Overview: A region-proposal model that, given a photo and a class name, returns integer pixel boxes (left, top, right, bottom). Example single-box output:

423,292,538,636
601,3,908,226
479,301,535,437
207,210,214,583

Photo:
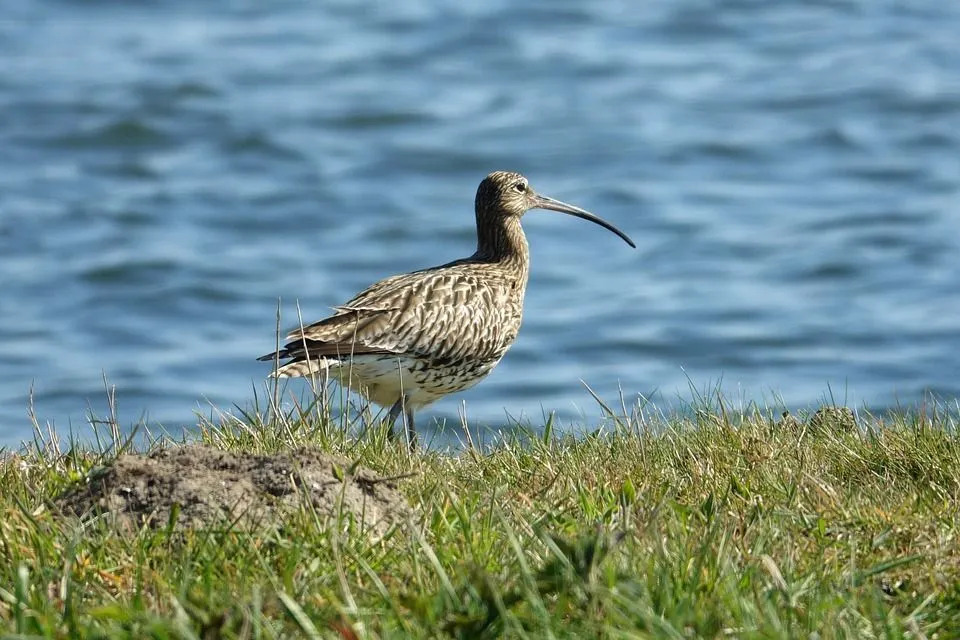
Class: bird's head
475,171,635,248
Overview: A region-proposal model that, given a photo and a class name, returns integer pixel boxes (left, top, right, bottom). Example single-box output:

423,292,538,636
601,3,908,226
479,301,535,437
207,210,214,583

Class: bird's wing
278,265,511,361
275,274,407,358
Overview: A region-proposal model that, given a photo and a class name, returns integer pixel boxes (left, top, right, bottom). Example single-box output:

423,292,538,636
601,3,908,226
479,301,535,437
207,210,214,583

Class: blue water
2,1,959,444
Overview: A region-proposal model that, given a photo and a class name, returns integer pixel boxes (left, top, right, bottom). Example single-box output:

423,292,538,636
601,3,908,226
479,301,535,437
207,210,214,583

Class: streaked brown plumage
258,171,635,445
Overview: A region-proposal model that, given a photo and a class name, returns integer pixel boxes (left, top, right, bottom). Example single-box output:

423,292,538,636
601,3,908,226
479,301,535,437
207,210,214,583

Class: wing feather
259,261,519,365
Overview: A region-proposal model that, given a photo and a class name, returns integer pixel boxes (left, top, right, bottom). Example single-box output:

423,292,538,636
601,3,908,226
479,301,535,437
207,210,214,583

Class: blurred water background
1,1,959,445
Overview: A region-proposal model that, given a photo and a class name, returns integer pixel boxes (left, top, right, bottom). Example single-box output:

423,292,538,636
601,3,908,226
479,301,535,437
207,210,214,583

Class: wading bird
259,171,635,446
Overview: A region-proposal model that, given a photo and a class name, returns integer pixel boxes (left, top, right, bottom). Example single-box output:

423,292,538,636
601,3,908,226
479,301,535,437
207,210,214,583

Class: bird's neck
475,214,530,276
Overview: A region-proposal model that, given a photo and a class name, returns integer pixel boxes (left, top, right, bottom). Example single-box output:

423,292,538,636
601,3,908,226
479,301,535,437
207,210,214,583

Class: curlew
258,171,635,445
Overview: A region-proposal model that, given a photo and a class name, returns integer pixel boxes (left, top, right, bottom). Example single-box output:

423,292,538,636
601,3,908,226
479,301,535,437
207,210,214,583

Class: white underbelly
328,354,502,409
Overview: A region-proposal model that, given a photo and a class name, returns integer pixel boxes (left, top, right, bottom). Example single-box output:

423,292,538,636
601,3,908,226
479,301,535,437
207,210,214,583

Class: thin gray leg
386,398,403,439
404,403,417,449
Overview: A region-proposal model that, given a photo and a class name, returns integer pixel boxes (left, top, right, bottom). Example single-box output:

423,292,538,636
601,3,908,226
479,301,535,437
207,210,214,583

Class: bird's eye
514,182,527,193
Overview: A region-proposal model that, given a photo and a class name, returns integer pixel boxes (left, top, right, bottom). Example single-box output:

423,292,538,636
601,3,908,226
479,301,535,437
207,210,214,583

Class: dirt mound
57,446,413,537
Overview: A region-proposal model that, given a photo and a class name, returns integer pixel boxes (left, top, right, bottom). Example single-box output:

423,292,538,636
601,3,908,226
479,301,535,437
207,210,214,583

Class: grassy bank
2,395,959,638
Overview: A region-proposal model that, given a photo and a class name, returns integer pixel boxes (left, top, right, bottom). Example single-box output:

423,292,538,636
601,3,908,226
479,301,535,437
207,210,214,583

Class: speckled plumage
258,171,635,445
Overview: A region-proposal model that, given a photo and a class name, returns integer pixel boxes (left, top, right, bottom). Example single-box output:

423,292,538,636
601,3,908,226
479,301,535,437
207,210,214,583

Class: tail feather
269,357,336,378
258,339,389,363
257,348,292,362
258,336,392,378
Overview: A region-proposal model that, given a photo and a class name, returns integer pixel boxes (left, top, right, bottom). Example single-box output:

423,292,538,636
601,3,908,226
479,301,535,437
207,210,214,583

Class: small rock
777,410,802,432
808,407,857,433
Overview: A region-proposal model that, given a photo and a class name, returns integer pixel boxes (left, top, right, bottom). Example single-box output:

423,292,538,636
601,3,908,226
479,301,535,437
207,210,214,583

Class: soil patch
56,445,413,537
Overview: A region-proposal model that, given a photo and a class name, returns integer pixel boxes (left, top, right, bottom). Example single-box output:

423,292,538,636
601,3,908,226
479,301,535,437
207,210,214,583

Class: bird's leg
386,398,404,439
404,403,417,450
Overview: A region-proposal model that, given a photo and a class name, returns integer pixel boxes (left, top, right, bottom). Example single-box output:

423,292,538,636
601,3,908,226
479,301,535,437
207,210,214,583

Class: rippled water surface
2,1,959,443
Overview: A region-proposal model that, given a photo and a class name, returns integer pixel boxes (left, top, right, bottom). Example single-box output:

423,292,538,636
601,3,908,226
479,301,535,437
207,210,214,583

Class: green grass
2,389,960,638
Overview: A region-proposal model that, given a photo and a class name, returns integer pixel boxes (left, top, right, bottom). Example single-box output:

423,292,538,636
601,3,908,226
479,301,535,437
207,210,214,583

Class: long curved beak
532,194,636,248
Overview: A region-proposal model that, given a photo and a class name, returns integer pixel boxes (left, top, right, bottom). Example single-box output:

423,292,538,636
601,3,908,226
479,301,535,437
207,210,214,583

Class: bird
258,171,635,446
